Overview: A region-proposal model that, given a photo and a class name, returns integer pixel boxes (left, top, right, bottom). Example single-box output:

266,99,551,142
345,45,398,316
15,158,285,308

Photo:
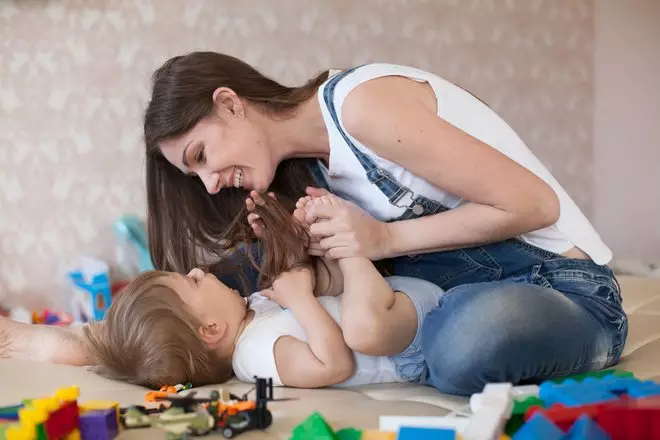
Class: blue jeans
389,238,628,396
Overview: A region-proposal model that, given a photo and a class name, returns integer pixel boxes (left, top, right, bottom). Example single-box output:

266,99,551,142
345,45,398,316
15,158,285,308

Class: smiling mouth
233,167,244,188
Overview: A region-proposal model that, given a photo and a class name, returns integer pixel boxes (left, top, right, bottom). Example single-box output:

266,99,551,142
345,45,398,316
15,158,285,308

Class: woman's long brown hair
143,51,328,285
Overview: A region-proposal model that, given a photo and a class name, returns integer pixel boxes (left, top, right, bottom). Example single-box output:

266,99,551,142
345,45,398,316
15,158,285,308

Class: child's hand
262,268,315,309
246,191,276,238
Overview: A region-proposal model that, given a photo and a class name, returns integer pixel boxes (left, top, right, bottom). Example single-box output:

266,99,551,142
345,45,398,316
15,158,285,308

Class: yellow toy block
361,431,396,440
31,397,58,414
55,386,80,402
18,407,47,426
4,424,33,440
64,428,82,440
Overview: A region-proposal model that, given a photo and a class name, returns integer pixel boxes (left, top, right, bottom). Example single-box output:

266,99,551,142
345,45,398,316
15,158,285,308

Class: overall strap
322,67,447,219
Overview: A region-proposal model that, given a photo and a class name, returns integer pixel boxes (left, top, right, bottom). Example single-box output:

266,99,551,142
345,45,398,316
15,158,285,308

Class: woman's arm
309,76,560,259
265,269,355,388
0,317,95,366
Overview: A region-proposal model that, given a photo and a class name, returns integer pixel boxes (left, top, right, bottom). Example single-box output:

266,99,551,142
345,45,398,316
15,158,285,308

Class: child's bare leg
306,195,418,356
0,317,93,366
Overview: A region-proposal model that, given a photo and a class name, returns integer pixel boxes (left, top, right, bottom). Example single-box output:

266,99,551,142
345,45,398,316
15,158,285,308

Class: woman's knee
420,281,595,395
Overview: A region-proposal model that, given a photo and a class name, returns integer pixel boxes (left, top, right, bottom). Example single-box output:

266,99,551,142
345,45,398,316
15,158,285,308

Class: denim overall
220,67,628,396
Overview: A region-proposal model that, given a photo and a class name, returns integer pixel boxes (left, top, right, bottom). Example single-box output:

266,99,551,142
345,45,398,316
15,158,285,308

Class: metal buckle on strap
391,189,424,215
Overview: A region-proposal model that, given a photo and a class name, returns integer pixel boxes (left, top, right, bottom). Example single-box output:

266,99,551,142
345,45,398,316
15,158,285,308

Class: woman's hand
304,194,391,260
261,268,315,309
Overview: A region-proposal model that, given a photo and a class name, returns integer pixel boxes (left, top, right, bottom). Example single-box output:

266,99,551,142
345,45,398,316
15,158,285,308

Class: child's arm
0,317,95,366
339,257,418,356
264,269,355,388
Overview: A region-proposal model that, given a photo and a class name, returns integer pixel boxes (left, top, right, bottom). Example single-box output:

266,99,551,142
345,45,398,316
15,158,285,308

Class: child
1,194,443,389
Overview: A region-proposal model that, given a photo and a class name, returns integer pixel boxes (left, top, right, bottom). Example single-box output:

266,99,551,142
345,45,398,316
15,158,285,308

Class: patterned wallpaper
0,0,594,307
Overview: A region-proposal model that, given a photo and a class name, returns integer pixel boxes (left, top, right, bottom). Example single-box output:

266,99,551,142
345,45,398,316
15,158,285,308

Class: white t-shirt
317,63,612,265
232,293,405,387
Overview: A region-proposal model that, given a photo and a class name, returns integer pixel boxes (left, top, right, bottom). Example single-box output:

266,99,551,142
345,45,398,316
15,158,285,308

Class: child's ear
199,321,228,346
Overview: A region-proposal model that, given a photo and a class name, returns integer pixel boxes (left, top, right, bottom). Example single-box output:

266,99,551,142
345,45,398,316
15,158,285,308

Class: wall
0,0,595,306
593,0,660,260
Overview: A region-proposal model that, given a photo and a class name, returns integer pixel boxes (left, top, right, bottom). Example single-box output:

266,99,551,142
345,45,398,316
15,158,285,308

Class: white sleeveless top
232,293,405,387
316,63,612,265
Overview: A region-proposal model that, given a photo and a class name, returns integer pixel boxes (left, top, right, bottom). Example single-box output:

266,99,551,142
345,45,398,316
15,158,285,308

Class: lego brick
539,375,660,407
511,413,564,440
65,429,82,440
361,430,396,440
336,427,363,440
80,409,119,440
596,397,660,440
463,409,507,440
44,400,80,439
398,426,457,439
79,401,120,432
551,369,634,385
565,414,610,440
379,415,469,433
505,397,545,436
0,405,22,421
291,412,338,440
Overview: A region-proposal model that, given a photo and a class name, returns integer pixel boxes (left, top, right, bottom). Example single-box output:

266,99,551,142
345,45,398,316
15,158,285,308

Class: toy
67,256,113,322
79,409,119,440
1,385,119,440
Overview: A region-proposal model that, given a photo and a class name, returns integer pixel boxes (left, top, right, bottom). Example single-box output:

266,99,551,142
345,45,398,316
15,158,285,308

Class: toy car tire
223,428,234,438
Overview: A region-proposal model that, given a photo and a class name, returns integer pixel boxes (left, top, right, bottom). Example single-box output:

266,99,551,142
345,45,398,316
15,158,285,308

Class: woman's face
159,90,277,194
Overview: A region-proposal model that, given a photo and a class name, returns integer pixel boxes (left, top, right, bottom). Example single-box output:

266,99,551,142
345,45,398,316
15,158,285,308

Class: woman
143,52,627,396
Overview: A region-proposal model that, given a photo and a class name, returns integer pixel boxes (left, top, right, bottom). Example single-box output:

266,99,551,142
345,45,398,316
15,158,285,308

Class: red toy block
44,401,80,439
597,397,660,440
525,402,609,432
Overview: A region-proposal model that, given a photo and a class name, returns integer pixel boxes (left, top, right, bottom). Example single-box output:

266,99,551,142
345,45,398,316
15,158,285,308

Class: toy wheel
223,428,234,438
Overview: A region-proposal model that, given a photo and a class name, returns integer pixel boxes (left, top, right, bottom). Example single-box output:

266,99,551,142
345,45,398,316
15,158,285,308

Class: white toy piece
463,383,513,440
379,415,470,434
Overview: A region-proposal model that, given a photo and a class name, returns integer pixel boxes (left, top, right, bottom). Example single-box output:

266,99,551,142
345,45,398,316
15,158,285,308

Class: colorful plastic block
79,408,119,440
505,397,545,436
551,369,634,385
526,402,609,432
290,412,337,440
539,375,660,407
511,413,564,440
361,430,395,440
597,396,660,440
0,405,22,421
44,400,80,439
379,416,469,433
398,426,457,439
336,427,363,440
565,415,611,440
79,400,121,431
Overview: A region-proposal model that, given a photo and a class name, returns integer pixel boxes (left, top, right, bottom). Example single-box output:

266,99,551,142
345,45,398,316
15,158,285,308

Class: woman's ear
212,87,244,119
198,321,228,346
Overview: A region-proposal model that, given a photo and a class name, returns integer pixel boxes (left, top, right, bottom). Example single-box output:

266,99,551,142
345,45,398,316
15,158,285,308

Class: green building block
551,369,635,384
505,396,545,436
337,427,363,440
290,412,338,440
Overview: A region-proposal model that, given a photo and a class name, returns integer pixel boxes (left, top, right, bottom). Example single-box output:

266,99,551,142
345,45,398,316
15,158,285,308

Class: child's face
167,268,247,332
